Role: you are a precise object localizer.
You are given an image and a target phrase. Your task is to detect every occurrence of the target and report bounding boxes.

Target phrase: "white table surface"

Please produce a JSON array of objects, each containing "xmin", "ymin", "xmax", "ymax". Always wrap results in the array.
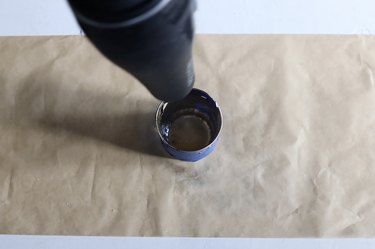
[
  {"xmin": 1, "ymin": 236, "xmax": 375, "ymax": 249},
  {"xmin": 0, "ymin": 0, "xmax": 374, "ymax": 36}
]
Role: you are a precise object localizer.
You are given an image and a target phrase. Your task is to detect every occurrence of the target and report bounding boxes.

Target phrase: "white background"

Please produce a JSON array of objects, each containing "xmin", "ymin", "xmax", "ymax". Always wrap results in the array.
[{"xmin": 0, "ymin": 0, "xmax": 374, "ymax": 35}]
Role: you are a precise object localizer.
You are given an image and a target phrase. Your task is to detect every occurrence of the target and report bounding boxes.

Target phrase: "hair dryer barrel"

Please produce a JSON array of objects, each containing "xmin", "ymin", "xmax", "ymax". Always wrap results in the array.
[{"xmin": 68, "ymin": 0, "xmax": 196, "ymax": 101}]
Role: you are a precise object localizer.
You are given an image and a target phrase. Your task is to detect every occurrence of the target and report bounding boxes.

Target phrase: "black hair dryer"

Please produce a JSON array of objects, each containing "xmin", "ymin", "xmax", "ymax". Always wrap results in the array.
[{"xmin": 68, "ymin": 0, "xmax": 196, "ymax": 102}]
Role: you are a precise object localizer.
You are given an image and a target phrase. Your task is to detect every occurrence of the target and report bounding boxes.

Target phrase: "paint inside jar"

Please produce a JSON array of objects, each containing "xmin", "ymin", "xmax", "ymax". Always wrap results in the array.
[{"xmin": 169, "ymin": 114, "xmax": 211, "ymax": 151}]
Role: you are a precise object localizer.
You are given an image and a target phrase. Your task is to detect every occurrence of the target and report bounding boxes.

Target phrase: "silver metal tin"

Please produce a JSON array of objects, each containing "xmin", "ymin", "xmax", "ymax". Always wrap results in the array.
[{"xmin": 156, "ymin": 88, "xmax": 222, "ymax": 162}]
